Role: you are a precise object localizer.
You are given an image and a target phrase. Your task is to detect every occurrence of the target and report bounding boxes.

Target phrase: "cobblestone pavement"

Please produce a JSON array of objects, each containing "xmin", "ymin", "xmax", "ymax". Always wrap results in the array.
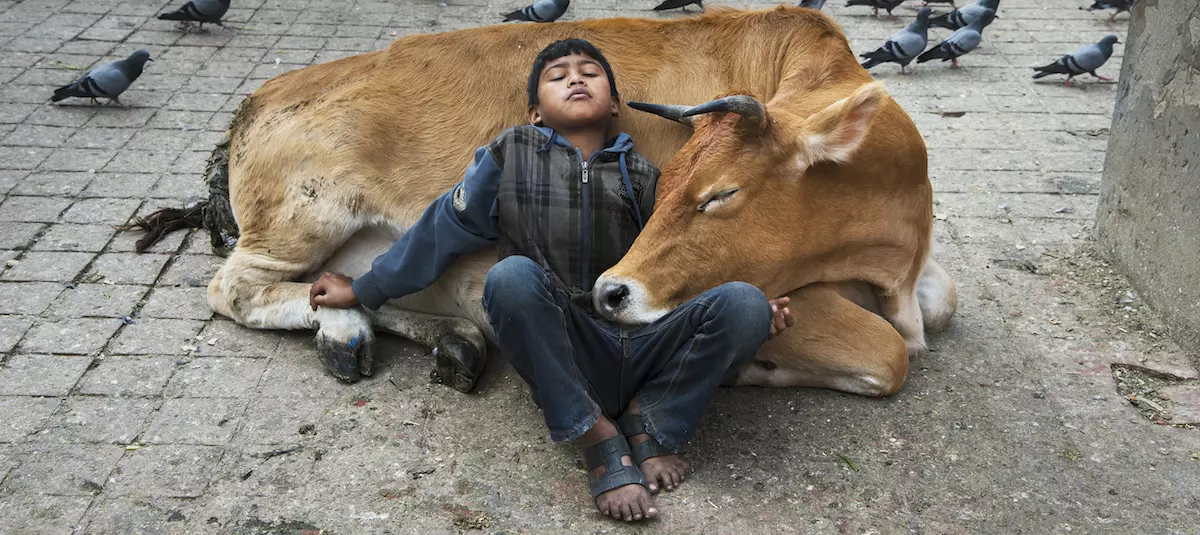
[{"xmin": 2, "ymin": 0, "xmax": 1199, "ymax": 533}]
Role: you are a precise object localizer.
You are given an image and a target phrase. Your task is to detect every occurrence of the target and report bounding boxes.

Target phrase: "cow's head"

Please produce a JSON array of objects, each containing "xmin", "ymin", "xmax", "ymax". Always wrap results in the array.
[{"xmin": 593, "ymin": 82, "xmax": 891, "ymax": 324}]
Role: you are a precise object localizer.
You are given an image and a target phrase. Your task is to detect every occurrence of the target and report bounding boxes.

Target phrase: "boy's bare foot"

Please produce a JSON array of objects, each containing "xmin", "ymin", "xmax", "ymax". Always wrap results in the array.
[
  {"xmin": 628, "ymin": 432, "xmax": 690, "ymax": 493},
  {"xmin": 580, "ymin": 418, "xmax": 657, "ymax": 521}
]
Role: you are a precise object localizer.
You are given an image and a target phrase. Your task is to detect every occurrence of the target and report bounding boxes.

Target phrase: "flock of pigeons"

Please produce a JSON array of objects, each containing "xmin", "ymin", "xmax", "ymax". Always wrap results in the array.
[
  {"xmin": 49, "ymin": 0, "xmax": 1128, "ymax": 107},
  {"xmin": 850, "ymin": 0, "xmax": 1121, "ymax": 86}
]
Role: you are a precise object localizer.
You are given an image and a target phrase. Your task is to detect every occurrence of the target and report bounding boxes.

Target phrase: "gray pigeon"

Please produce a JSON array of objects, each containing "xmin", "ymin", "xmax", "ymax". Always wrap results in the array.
[
  {"xmin": 929, "ymin": 0, "xmax": 999, "ymax": 30},
  {"xmin": 798, "ymin": 0, "xmax": 826, "ymax": 9},
  {"xmin": 157, "ymin": 0, "xmax": 230, "ymax": 29},
  {"xmin": 50, "ymin": 49, "xmax": 152, "ymax": 107},
  {"xmin": 1033, "ymin": 34, "xmax": 1119, "ymax": 86},
  {"xmin": 1085, "ymin": 0, "xmax": 1132, "ymax": 22},
  {"xmin": 846, "ymin": 0, "xmax": 906, "ymax": 19},
  {"xmin": 502, "ymin": 0, "xmax": 569, "ymax": 22},
  {"xmin": 860, "ymin": 8, "xmax": 933, "ymax": 73},
  {"xmin": 916, "ymin": 9, "xmax": 994, "ymax": 68}
]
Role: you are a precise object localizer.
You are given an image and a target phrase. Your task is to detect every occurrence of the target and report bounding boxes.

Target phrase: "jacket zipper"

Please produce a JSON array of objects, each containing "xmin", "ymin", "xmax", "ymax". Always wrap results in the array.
[{"xmin": 573, "ymin": 148, "xmax": 588, "ymax": 290}]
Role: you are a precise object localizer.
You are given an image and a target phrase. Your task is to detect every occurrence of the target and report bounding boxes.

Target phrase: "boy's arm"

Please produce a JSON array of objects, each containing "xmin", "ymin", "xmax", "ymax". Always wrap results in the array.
[{"xmin": 349, "ymin": 146, "xmax": 502, "ymax": 310}]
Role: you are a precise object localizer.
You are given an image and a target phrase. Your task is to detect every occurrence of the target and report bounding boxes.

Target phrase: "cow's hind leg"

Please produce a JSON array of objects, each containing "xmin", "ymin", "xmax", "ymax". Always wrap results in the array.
[
  {"xmin": 367, "ymin": 307, "xmax": 486, "ymax": 393},
  {"xmin": 209, "ymin": 246, "xmax": 374, "ymax": 382},
  {"xmin": 733, "ymin": 283, "xmax": 909, "ymax": 396}
]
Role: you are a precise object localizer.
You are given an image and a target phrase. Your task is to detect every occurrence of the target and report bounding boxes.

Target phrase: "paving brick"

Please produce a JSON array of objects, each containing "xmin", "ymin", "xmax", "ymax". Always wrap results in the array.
[
  {"xmin": 111, "ymin": 318, "xmax": 206, "ymax": 355},
  {"xmin": 43, "ymin": 396, "xmax": 156, "ymax": 444},
  {"xmin": 3, "ymin": 444, "xmax": 124, "ymax": 494},
  {"xmin": 20, "ymin": 317, "xmax": 121, "ymax": 355},
  {"xmin": 0, "ymin": 195, "xmax": 72, "ymax": 222},
  {"xmin": 77, "ymin": 355, "xmax": 179, "ymax": 397},
  {"xmin": 141, "ymin": 286, "xmax": 213, "ymax": 320},
  {"xmin": 158, "ymin": 254, "xmax": 221, "ymax": 287},
  {"xmin": 166, "ymin": 357, "xmax": 267, "ymax": 398},
  {"xmin": 144, "ymin": 397, "xmax": 247, "ymax": 445},
  {"xmin": 66, "ymin": 126, "xmax": 137, "ymax": 149},
  {"xmin": 195, "ymin": 320, "xmax": 280, "ymax": 357},
  {"xmin": 0, "ymin": 251, "xmax": 93, "ymax": 282},
  {"xmin": 212, "ymin": 444, "xmax": 316, "ymax": 496},
  {"xmin": 32, "ymin": 223, "xmax": 115, "ymax": 252},
  {"xmin": 0, "ymin": 125, "xmax": 75, "ymax": 147},
  {"xmin": 83, "ymin": 252, "xmax": 170, "ymax": 285},
  {"xmin": 37, "ymin": 148, "xmax": 115, "ymax": 172},
  {"xmin": 0, "ymin": 282, "xmax": 63, "ymax": 315},
  {"xmin": 0, "ymin": 396, "xmax": 61, "ymax": 442},
  {"xmin": 61, "ymin": 197, "xmax": 141, "ymax": 225},
  {"xmin": 79, "ymin": 172, "xmax": 159, "ymax": 198},
  {"xmin": 9, "ymin": 171, "xmax": 94, "ymax": 196},
  {"xmin": 79, "ymin": 496, "xmax": 206, "ymax": 535},
  {"xmin": 0, "ymin": 221, "xmax": 43, "ymax": 249},
  {"xmin": 0, "ymin": 355, "xmax": 92, "ymax": 396},
  {"xmin": 0, "ymin": 494, "xmax": 93, "ymax": 535},
  {"xmin": 106, "ymin": 444, "xmax": 223, "ymax": 497},
  {"xmin": 0, "ymin": 315, "xmax": 34, "ymax": 353},
  {"xmin": 46, "ymin": 283, "xmax": 148, "ymax": 318},
  {"xmin": 233, "ymin": 394, "xmax": 332, "ymax": 445}
]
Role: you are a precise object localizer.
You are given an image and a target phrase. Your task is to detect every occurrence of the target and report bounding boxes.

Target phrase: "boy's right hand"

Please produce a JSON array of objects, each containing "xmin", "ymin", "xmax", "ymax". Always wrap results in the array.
[{"xmin": 309, "ymin": 272, "xmax": 361, "ymax": 310}]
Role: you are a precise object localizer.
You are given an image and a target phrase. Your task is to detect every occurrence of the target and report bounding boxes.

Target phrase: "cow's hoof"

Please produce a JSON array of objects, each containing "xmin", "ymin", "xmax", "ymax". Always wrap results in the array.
[
  {"xmin": 316, "ymin": 332, "xmax": 374, "ymax": 382},
  {"xmin": 429, "ymin": 334, "xmax": 484, "ymax": 393}
]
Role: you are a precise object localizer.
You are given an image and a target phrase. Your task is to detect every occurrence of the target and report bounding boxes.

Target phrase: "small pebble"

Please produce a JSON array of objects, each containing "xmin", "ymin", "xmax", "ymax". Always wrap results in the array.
[
  {"xmin": 1032, "ymin": 391, "xmax": 1046, "ymax": 399},
  {"xmin": 4, "ymin": 259, "xmax": 17, "ymax": 268}
]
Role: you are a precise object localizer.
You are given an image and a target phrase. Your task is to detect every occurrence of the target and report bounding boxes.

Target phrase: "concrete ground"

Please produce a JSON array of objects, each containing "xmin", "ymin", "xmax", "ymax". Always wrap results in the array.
[{"xmin": 1, "ymin": 0, "xmax": 1198, "ymax": 533}]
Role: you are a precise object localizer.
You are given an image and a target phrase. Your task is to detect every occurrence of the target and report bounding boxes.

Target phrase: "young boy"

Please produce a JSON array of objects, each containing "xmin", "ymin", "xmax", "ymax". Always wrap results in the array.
[{"xmin": 309, "ymin": 39, "xmax": 793, "ymax": 521}]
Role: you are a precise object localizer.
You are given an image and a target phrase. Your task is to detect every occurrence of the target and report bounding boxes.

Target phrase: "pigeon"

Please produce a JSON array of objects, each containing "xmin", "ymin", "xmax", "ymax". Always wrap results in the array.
[
  {"xmin": 798, "ymin": 0, "xmax": 826, "ymax": 9},
  {"xmin": 652, "ymin": 0, "xmax": 704, "ymax": 12},
  {"xmin": 157, "ymin": 0, "xmax": 230, "ymax": 29},
  {"xmin": 1032, "ymin": 34, "xmax": 1120, "ymax": 87},
  {"xmin": 929, "ymin": 0, "xmax": 999, "ymax": 30},
  {"xmin": 916, "ymin": 9, "xmax": 994, "ymax": 68},
  {"xmin": 1085, "ymin": 0, "xmax": 1131, "ymax": 22},
  {"xmin": 50, "ymin": 49, "xmax": 152, "ymax": 107},
  {"xmin": 846, "ymin": 0, "xmax": 906, "ymax": 19},
  {"xmin": 502, "ymin": 0, "xmax": 569, "ymax": 22},
  {"xmin": 860, "ymin": 8, "xmax": 933, "ymax": 73}
]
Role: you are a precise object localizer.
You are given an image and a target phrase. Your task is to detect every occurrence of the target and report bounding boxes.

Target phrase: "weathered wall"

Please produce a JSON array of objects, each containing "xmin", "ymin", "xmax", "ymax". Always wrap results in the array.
[{"xmin": 1097, "ymin": 1, "xmax": 1200, "ymax": 349}]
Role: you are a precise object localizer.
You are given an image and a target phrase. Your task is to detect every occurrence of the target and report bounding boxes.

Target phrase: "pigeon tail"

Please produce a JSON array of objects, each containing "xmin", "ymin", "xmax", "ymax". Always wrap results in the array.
[
  {"xmin": 501, "ymin": 9, "xmax": 529, "ymax": 21},
  {"xmin": 157, "ymin": 10, "xmax": 194, "ymax": 21}
]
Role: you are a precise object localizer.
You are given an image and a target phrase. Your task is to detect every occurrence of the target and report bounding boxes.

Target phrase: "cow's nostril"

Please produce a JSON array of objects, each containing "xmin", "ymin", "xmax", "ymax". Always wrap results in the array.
[{"xmin": 605, "ymin": 284, "xmax": 630, "ymax": 311}]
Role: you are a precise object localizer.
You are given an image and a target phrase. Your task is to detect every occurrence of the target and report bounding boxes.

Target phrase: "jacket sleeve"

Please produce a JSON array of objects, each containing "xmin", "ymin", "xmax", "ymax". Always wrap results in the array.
[{"xmin": 351, "ymin": 146, "xmax": 501, "ymax": 310}]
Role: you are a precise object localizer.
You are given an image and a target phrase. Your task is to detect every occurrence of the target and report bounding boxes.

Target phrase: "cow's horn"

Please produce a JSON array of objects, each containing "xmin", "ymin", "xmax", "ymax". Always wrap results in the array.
[
  {"xmin": 681, "ymin": 95, "xmax": 766, "ymax": 126},
  {"xmin": 627, "ymin": 102, "xmax": 695, "ymax": 126}
]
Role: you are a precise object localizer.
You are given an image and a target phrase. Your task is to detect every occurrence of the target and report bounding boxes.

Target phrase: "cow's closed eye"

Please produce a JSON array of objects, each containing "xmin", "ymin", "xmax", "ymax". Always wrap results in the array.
[{"xmin": 698, "ymin": 189, "xmax": 739, "ymax": 213}]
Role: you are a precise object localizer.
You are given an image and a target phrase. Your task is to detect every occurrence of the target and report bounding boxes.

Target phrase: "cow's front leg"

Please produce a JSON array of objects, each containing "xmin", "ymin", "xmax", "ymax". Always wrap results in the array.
[
  {"xmin": 368, "ymin": 307, "xmax": 487, "ymax": 393},
  {"xmin": 208, "ymin": 251, "xmax": 375, "ymax": 382},
  {"xmin": 731, "ymin": 282, "xmax": 909, "ymax": 396}
]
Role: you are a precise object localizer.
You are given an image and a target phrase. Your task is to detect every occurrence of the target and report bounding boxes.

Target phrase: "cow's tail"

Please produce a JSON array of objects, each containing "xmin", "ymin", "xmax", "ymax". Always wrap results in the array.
[{"xmin": 119, "ymin": 131, "xmax": 240, "ymax": 257}]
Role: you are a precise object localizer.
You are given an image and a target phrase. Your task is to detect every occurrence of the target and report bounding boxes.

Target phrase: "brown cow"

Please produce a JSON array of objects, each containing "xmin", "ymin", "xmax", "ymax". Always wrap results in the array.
[{"xmin": 134, "ymin": 6, "xmax": 954, "ymax": 395}]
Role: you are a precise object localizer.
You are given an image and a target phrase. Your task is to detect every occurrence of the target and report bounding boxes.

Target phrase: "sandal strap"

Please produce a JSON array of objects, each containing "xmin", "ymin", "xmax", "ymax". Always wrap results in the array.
[
  {"xmin": 630, "ymin": 438, "xmax": 673, "ymax": 466},
  {"xmin": 615, "ymin": 413, "xmax": 673, "ymax": 465},
  {"xmin": 584, "ymin": 435, "xmax": 647, "ymax": 500}
]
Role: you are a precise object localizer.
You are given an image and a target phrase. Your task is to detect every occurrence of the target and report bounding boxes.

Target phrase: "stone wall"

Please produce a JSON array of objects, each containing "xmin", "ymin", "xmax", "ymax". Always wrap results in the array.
[{"xmin": 1097, "ymin": 1, "xmax": 1200, "ymax": 349}]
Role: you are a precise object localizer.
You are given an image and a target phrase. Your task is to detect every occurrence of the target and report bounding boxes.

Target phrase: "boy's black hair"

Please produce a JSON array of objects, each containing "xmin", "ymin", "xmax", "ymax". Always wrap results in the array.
[{"xmin": 527, "ymin": 39, "xmax": 619, "ymax": 107}]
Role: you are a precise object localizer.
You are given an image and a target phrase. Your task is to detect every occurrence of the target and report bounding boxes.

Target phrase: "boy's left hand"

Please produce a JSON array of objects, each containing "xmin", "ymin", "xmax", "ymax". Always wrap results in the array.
[{"xmin": 767, "ymin": 296, "xmax": 794, "ymax": 339}]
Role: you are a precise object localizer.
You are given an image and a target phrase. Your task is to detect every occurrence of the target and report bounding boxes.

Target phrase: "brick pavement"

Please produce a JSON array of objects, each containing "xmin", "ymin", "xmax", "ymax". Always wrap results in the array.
[{"xmin": 2, "ymin": 0, "xmax": 1199, "ymax": 534}]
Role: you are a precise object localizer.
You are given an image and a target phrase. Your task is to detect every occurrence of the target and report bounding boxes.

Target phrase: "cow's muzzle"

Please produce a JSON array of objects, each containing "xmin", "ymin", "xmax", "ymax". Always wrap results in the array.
[{"xmin": 593, "ymin": 275, "xmax": 668, "ymax": 325}]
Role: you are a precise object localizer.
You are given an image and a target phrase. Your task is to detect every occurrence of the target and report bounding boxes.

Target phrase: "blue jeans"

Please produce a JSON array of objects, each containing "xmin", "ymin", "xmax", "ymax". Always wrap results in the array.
[{"xmin": 482, "ymin": 255, "xmax": 771, "ymax": 452}]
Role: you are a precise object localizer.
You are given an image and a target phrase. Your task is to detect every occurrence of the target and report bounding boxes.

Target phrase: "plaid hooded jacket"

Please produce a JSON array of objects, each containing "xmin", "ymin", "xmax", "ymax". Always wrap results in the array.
[{"xmin": 352, "ymin": 125, "xmax": 660, "ymax": 313}]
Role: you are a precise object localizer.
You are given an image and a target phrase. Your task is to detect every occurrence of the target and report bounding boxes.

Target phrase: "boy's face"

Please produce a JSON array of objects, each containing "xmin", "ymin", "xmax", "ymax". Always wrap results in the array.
[{"xmin": 529, "ymin": 53, "xmax": 619, "ymax": 130}]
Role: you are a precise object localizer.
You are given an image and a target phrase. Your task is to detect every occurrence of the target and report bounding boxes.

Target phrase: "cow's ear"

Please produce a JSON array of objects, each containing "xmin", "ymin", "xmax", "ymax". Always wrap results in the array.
[{"xmin": 795, "ymin": 82, "xmax": 888, "ymax": 169}]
